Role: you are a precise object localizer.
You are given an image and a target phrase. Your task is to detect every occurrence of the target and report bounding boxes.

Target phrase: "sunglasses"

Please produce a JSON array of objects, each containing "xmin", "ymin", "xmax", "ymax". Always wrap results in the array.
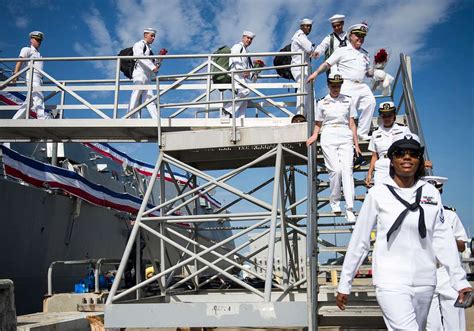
[
  {"xmin": 392, "ymin": 148, "xmax": 422, "ymax": 159},
  {"xmin": 427, "ymin": 180, "xmax": 443, "ymax": 189}
]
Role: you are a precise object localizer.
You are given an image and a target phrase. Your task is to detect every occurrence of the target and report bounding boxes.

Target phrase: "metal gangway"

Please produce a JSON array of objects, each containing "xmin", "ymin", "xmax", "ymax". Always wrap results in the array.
[{"xmin": 0, "ymin": 51, "xmax": 429, "ymax": 329}]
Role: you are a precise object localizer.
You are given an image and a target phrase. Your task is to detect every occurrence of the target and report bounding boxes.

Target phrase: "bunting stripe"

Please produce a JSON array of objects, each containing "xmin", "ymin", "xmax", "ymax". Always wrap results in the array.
[{"xmin": 1, "ymin": 146, "xmax": 159, "ymax": 216}]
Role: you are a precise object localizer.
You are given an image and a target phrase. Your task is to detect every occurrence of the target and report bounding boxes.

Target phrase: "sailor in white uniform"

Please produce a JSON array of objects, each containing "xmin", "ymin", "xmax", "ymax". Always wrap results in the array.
[
  {"xmin": 314, "ymin": 14, "xmax": 348, "ymax": 72},
  {"xmin": 307, "ymin": 23, "xmax": 376, "ymax": 140},
  {"xmin": 306, "ymin": 72, "xmax": 361, "ymax": 221},
  {"xmin": 366, "ymin": 101, "xmax": 411, "ymax": 186},
  {"xmin": 291, "ymin": 18, "xmax": 315, "ymax": 85},
  {"xmin": 128, "ymin": 28, "xmax": 159, "ymax": 119},
  {"xmin": 424, "ymin": 176, "xmax": 469, "ymax": 331},
  {"xmin": 223, "ymin": 30, "xmax": 255, "ymax": 118},
  {"xmin": 13, "ymin": 31, "xmax": 49, "ymax": 119},
  {"xmin": 336, "ymin": 135, "xmax": 472, "ymax": 330}
]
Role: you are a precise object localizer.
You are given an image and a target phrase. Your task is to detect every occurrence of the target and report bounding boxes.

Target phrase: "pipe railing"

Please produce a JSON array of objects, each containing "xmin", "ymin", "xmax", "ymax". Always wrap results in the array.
[{"xmin": 0, "ymin": 52, "xmax": 306, "ymax": 120}]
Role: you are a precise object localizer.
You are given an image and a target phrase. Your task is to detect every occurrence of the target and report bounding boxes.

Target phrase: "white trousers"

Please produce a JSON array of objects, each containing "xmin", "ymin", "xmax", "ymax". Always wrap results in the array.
[
  {"xmin": 223, "ymin": 74, "xmax": 250, "ymax": 118},
  {"xmin": 13, "ymin": 77, "xmax": 48, "ymax": 119},
  {"xmin": 128, "ymin": 70, "xmax": 157, "ymax": 119},
  {"xmin": 340, "ymin": 80, "xmax": 375, "ymax": 137},
  {"xmin": 376, "ymin": 284, "xmax": 435, "ymax": 331},
  {"xmin": 320, "ymin": 126, "xmax": 354, "ymax": 210},
  {"xmin": 291, "ymin": 67, "xmax": 310, "ymax": 117},
  {"xmin": 426, "ymin": 268, "xmax": 466, "ymax": 331}
]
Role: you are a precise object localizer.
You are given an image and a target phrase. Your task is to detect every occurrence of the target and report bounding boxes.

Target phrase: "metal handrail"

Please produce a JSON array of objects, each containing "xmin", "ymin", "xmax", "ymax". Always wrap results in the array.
[{"xmin": 47, "ymin": 258, "xmax": 122, "ymax": 295}]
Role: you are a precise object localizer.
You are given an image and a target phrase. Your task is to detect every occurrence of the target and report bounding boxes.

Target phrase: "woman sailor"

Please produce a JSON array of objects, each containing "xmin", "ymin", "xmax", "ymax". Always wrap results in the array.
[
  {"xmin": 365, "ymin": 101, "xmax": 411, "ymax": 186},
  {"xmin": 336, "ymin": 134, "xmax": 472, "ymax": 330},
  {"xmin": 306, "ymin": 72, "xmax": 361, "ymax": 221}
]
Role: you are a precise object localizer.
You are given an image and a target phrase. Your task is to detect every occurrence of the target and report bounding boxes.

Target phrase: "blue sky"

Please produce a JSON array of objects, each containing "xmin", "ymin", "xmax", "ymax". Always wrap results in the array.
[{"xmin": 1, "ymin": 0, "xmax": 473, "ymax": 236}]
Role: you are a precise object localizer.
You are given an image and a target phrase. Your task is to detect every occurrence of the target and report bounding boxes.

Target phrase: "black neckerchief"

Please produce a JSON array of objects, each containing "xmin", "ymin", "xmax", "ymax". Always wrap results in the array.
[{"xmin": 385, "ymin": 184, "xmax": 426, "ymax": 242}]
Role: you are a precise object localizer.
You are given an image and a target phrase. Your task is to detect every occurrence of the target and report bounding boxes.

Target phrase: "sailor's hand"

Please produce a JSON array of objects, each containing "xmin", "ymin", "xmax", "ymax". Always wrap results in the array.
[
  {"xmin": 243, "ymin": 72, "xmax": 250, "ymax": 79},
  {"xmin": 310, "ymin": 51, "xmax": 319, "ymax": 59},
  {"xmin": 306, "ymin": 72, "xmax": 317, "ymax": 84},
  {"xmin": 336, "ymin": 292, "xmax": 348, "ymax": 310},
  {"xmin": 152, "ymin": 66, "xmax": 159, "ymax": 73},
  {"xmin": 306, "ymin": 134, "xmax": 317, "ymax": 147},
  {"xmin": 457, "ymin": 288, "xmax": 473, "ymax": 305},
  {"xmin": 365, "ymin": 174, "xmax": 373, "ymax": 188},
  {"xmin": 355, "ymin": 146, "xmax": 362, "ymax": 158},
  {"xmin": 424, "ymin": 160, "xmax": 433, "ymax": 169}
]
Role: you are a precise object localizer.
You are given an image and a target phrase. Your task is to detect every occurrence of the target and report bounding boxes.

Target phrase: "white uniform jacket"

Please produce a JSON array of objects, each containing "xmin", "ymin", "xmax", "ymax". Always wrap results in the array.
[
  {"xmin": 315, "ymin": 31, "xmax": 347, "ymax": 58},
  {"xmin": 19, "ymin": 46, "xmax": 43, "ymax": 81},
  {"xmin": 325, "ymin": 43, "xmax": 370, "ymax": 82},
  {"xmin": 290, "ymin": 29, "xmax": 314, "ymax": 71},
  {"xmin": 338, "ymin": 177, "xmax": 470, "ymax": 295},
  {"xmin": 229, "ymin": 42, "xmax": 250, "ymax": 72},
  {"xmin": 133, "ymin": 40, "xmax": 155, "ymax": 77},
  {"xmin": 315, "ymin": 93, "xmax": 357, "ymax": 126}
]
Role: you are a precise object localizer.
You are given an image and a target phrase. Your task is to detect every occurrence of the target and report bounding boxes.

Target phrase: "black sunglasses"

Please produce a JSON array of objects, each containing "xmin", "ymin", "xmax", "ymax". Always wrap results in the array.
[{"xmin": 392, "ymin": 148, "xmax": 422, "ymax": 159}]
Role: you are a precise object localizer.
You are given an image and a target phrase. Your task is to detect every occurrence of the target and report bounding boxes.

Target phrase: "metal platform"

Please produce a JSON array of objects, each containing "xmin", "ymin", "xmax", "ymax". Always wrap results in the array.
[{"xmin": 0, "ymin": 117, "xmax": 293, "ymax": 142}]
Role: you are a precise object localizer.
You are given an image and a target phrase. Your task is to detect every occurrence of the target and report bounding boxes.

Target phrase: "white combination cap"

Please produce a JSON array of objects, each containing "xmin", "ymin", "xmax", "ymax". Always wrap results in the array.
[
  {"xmin": 299, "ymin": 18, "xmax": 313, "ymax": 25},
  {"xmin": 327, "ymin": 72, "xmax": 344, "ymax": 84},
  {"xmin": 329, "ymin": 14, "xmax": 345, "ymax": 23},
  {"xmin": 422, "ymin": 176, "xmax": 448, "ymax": 185},
  {"xmin": 29, "ymin": 31, "xmax": 44, "ymax": 40},
  {"xmin": 242, "ymin": 30, "xmax": 256, "ymax": 38},
  {"xmin": 378, "ymin": 101, "xmax": 396, "ymax": 112},
  {"xmin": 348, "ymin": 23, "xmax": 369, "ymax": 35},
  {"xmin": 144, "ymin": 28, "xmax": 157, "ymax": 34}
]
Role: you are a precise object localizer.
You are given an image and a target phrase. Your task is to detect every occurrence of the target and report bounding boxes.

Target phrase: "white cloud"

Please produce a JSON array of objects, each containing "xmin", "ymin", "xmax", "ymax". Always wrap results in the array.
[
  {"xmin": 15, "ymin": 17, "xmax": 29, "ymax": 29},
  {"xmin": 74, "ymin": 0, "xmax": 454, "ymax": 78}
]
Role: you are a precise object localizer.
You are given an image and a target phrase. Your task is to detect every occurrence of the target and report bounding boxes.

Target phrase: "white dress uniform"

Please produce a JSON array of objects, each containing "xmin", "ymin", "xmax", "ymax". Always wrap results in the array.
[
  {"xmin": 368, "ymin": 123, "xmax": 411, "ymax": 184},
  {"xmin": 291, "ymin": 24, "xmax": 314, "ymax": 116},
  {"xmin": 427, "ymin": 206, "xmax": 468, "ymax": 331},
  {"xmin": 128, "ymin": 40, "xmax": 158, "ymax": 119},
  {"xmin": 316, "ymin": 93, "xmax": 357, "ymax": 212},
  {"xmin": 13, "ymin": 46, "xmax": 48, "ymax": 119},
  {"xmin": 326, "ymin": 43, "xmax": 376, "ymax": 139},
  {"xmin": 338, "ymin": 177, "xmax": 470, "ymax": 330},
  {"xmin": 223, "ymin": 41, "xmax": 252, "ymax": 118}
]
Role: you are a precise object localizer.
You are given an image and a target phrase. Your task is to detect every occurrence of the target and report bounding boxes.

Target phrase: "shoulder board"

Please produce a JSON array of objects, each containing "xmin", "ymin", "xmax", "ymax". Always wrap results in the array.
[
  {"xmin": 360, "ymin": 48, "xmax": 369, "ymax": 54},
  {"xmin": 317, "ymin": 96, "xmax": 325, "ymax": 102},
  {"xmin": 373, "ymin": 126, "xmax": 379, "ymax": 131},
  {"xmin": 395, "ymin": 122, "xmax": 406, "ymax": 127},
  {"xmin": 444, "ymin": 205, "xmax": 456, "ymax": 212},
  {"xmin": 340, "ymin": 94, "xmax": 351, "ymax": 98}
]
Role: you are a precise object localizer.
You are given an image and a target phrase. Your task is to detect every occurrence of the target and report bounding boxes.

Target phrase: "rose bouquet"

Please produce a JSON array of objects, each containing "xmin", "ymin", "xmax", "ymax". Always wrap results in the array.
[
  {"xmin": 374, "ymin": 48, "xmax": 389, "ymax": 69},
  {"xmin": 155, "ymin": 48, "xmax": 168, "ymax": 66},
  {"xmin": 253, "ymin": 59, "xmax": 265, "ymax": 76}
]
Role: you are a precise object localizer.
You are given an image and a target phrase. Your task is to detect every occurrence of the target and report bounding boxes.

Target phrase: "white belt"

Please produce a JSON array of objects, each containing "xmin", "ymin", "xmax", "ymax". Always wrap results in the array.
[{"xmin": 323, "ymin": 124, "xmax": 348, "ymax": 128}]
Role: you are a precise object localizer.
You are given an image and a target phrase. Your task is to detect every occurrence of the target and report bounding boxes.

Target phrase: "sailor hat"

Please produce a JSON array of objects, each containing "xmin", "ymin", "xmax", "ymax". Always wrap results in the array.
[
  {"xmin": 327, "ymin": 72, "xmax": 344, "ymax": 84},
  {"xmin": 144, "ymin": 28, "xmax": 157, "ymax": 34},
  {"xmin": 29, "ymin": 31, "xmax": 44, "ymax": 40},
  {"xmin": 422, "ymin": 176, "xmax": 448, "ymax": 186},
  {"xmin": 349, "ymin": 23, "xmax": 368, "ymax": 36},
  {"xmin": 388, "ymin": 133, "xmax": 424, "ymax": 159},
  {"xmin": 242, "ymin": 30, "xmax": 256, "ymax": 38},
  {"xmin": 378, "ymin": 101, "xmax": 396, "ymax": 113},
  {"xmin": 300, "ymin": 18, "xmax": 313, "ymax": 25},
  {"xmin": 329, "ymin": 14, "xmax": 345, "ymax": 23}
]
